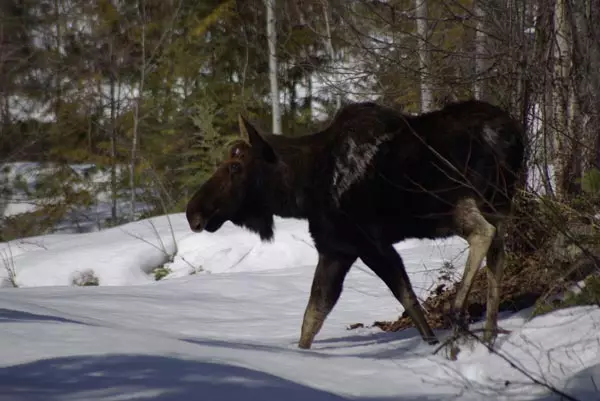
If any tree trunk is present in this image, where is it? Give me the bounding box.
[322,0,340,110]
[54,0,62,119]
[109,39,118,223]
[473,0,486,100]
[265,0,281,134]
[415,0,432,112]
[130,1,146,222]
[306,73,313,119]
[552,0,572,198]
[289,79,297,124]
[566,0,600,174]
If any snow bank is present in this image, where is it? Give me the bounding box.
[1,214,469,296]
[0,215,186,287]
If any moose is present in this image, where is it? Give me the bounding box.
[186,99,525,358]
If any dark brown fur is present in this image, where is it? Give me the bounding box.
[186,100,526,357]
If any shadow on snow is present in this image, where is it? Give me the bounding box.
[0,354,445,401]
[0,308,91,326]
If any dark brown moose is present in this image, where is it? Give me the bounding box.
[186,100,525,357]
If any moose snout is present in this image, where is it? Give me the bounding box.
[186,210,205,233]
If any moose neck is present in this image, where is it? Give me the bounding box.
[263,131,329,220]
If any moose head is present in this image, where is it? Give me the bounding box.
[185,116,282,241]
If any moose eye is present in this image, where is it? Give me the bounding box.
[231,147,242,158]
[229,162,242,175]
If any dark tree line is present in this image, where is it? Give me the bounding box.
[1,0,599,234]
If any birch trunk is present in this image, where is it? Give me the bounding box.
[265,0,281,134]
[108,39,118,222]
[415,0,432,112]
[473,0,485,100]
[321,0,341,110]
[129,2,146,222]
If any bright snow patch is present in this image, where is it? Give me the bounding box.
[0,215,599,400]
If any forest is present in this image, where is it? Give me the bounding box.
[1,0,599,246]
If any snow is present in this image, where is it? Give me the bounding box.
[0,215,599,400]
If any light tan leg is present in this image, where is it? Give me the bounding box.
[444,198,496,360]
[452,198,496,319]
[298,252,356,349]
[484,221,506,344]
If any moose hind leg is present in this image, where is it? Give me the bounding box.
[359,244,438,345]
[451,198,496,329]
[298,252,356,349]
[484,221,506,345]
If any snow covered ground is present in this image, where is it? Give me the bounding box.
[0,215,599,400]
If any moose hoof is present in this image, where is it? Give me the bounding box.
[442,308,469,333]
[438,336,472,361]
[425,336,440,346]
[433,340,461,361]
[448,344,461,361]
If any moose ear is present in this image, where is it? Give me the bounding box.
[238,114,277,163]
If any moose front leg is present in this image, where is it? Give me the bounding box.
[359,243,438,345]
[298,251,356,349]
